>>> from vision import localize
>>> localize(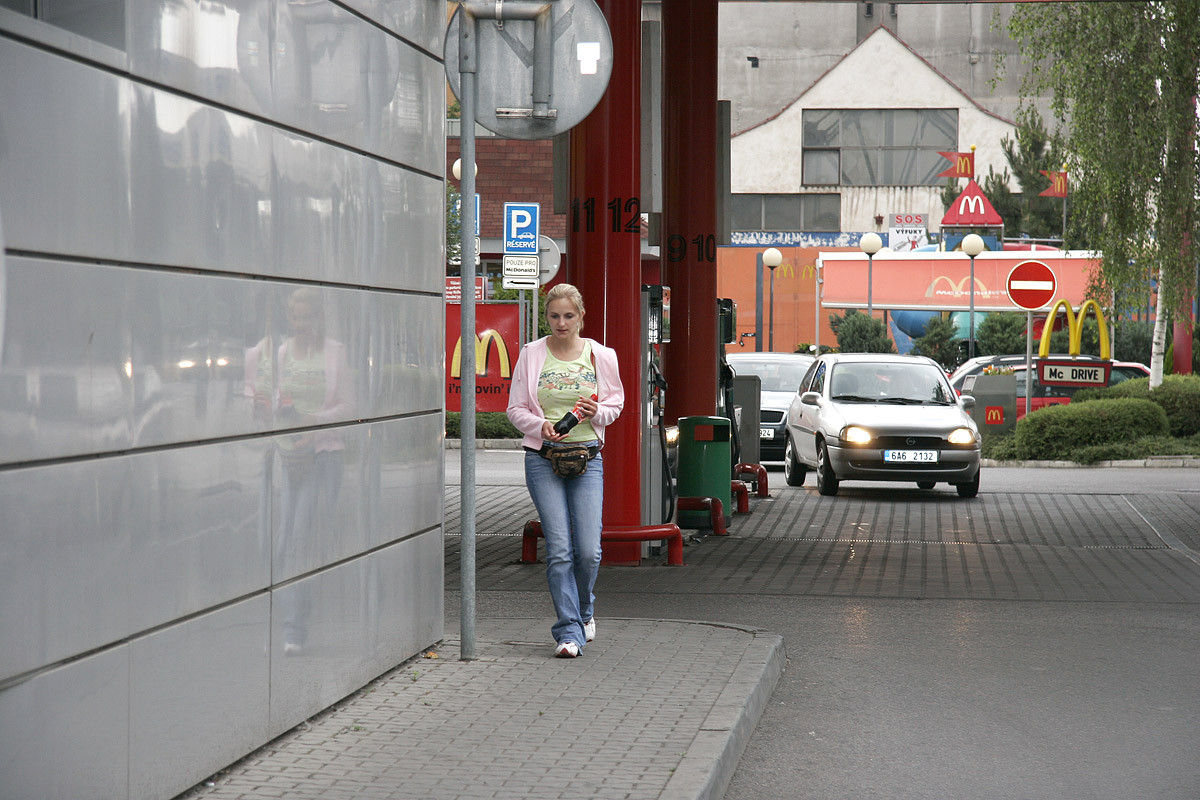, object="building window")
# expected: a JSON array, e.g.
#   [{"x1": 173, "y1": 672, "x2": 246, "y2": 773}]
[
  {"x1": 730, "y1": 193, "x2": 841, "y2": 233},
  {"x1": 802, "y1": 109, "x2": 957, "y2": 187},
  {"x1": 1, "y1": 0, "x2": 125, "y2": 50}
]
